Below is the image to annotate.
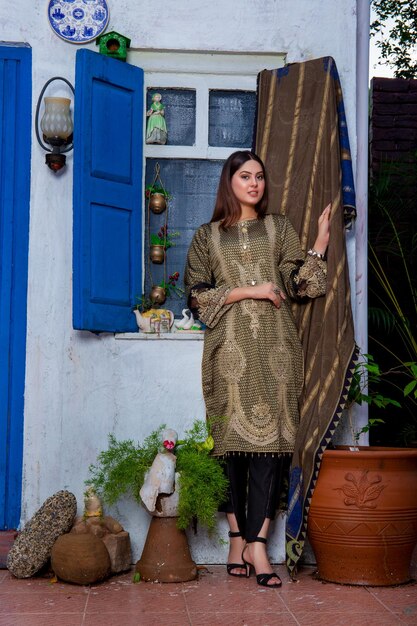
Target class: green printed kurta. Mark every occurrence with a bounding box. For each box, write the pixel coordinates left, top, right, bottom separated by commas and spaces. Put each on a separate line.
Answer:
185, 214, 326, 456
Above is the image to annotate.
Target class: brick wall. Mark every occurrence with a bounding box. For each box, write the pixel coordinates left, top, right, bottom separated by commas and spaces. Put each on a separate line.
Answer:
370, 77, 417, 190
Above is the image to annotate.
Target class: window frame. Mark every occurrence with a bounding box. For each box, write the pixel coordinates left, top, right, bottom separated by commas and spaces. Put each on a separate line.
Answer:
136, 50, 286, 161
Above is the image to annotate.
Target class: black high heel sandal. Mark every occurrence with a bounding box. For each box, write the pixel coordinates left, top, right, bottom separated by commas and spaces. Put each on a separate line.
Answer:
226, 531, 249, 578
242, 537, 282, 588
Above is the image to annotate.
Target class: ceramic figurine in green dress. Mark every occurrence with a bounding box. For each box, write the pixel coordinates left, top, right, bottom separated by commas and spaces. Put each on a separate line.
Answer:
146, 93, 167, 145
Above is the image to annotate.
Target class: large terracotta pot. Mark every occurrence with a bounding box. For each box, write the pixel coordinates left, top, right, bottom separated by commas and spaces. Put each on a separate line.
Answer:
307, 447, 417, 585
135, 517, 197, 583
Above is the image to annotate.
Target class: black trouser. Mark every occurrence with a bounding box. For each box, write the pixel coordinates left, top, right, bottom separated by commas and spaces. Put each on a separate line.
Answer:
219, 454, 286, 542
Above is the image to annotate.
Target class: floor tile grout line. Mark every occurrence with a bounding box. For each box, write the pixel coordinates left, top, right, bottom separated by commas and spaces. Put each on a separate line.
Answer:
80, 585, 91, 626
364, 585, 410, 624
278, 584, 303, 626
181, 582, 193, 626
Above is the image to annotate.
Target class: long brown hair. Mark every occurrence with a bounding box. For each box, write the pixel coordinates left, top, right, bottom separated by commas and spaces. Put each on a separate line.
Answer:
210, 151, 269, 228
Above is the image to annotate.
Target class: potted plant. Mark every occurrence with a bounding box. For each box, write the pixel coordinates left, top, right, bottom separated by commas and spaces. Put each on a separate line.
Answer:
87, 420, 228, 582
150, 271, 184, 306
87, 420, 226, 532
149, 226, 180, 263
145, 184, 171, 214
307, 352, 417, 586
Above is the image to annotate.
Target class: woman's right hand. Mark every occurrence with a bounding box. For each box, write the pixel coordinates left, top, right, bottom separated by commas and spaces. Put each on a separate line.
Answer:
224, 283, 286, 308
251, 282, 286, 309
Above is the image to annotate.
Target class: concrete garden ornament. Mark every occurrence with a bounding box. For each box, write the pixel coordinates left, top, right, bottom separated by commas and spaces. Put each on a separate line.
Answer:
51, 489, 131, 585
87, 420, 228, 582
175, 308, 203, 331
140, 428, 180, 517
135, 429, 196, 582
7, 491, 77, 578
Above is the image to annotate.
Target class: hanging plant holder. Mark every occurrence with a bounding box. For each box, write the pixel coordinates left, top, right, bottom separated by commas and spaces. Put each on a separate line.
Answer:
143, 163, 183, 319
149, 193, 167, 214
150, 244, 165, 264
150, 285, 167, 305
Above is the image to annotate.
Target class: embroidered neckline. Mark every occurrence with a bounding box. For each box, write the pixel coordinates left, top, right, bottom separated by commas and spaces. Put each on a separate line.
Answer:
236, 217, 259, 225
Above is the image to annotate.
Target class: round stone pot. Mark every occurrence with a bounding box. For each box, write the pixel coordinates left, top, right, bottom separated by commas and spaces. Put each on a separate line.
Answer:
135, 517, 197, 583
149, 193, 167, 214
307, 447, 417, 585
51, 533, 111, 585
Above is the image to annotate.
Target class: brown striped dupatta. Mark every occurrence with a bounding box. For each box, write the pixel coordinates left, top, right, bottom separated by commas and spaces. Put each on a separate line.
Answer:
254, 57, 358, 577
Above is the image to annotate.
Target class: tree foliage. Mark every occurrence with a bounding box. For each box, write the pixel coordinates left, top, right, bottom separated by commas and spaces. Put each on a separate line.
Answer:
368, 165, 417, 444
371, 1, 417, 79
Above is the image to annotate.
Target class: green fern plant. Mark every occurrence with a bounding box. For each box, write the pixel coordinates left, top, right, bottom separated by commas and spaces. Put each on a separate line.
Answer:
86, 420, 228, 532
86, 427, 163, 505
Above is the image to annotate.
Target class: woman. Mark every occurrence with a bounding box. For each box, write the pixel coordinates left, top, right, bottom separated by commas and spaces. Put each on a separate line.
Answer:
184, 150, 330, 587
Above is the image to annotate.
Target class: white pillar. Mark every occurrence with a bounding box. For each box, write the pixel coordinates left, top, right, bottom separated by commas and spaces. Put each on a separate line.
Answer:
353, 0, 370, 443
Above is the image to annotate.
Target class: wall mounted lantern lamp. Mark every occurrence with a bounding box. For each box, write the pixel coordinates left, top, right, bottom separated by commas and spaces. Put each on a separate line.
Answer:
35, 77, 75, 173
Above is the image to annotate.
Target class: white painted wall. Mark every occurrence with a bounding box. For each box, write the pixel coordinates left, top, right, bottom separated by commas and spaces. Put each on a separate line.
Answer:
0, 0, 362, 564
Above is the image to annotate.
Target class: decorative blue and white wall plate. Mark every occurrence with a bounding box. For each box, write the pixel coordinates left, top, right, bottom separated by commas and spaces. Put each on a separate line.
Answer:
48, 0, 110, 44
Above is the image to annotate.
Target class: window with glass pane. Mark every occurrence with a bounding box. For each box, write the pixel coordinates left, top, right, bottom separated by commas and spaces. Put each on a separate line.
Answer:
208, 90, 256, 148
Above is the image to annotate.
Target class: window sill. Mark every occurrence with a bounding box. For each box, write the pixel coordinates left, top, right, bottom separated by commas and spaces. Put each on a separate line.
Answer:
115, 329, 204, 341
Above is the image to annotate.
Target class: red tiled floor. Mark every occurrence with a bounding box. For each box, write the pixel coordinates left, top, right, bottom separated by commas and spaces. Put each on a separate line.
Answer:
191, 613, 298, 626
0, 590, 88, 613
0, 565, 415, 626
288, 613, 405, 625
0, 617, 85, 626
368, 584, 417, 616
84, 613, 190, 626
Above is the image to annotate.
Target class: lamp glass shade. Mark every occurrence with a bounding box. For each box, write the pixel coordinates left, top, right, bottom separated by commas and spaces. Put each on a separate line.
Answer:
40, 97, 73, 141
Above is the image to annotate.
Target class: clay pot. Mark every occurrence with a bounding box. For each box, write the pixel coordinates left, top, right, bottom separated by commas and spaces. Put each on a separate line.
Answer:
149, 193, 167, 214
135, 517, 197, 583
51, 533, 111, 585
149, 245, 165, 264
307, 447, 417, 585
150, 285, 167, 305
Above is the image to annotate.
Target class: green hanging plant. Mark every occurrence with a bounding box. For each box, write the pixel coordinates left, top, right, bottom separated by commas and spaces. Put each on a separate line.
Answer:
150, 225, 180, 249
86, 419, 228, 532
145, 184, 171, 199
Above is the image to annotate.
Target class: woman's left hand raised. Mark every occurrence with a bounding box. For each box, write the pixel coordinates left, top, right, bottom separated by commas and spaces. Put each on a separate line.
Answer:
313, 203, 331, 255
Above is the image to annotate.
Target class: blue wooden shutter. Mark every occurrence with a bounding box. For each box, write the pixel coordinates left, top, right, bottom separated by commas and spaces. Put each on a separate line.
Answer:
0, 44, 31, 529
73, 49, 143, 332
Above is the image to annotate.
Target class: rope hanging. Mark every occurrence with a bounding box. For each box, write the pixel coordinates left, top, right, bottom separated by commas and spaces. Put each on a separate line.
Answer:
146, 162, 169, 302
